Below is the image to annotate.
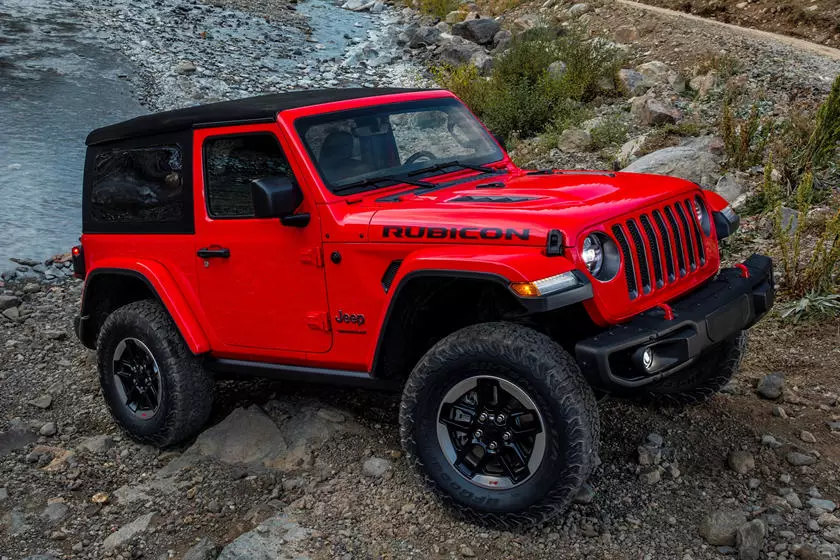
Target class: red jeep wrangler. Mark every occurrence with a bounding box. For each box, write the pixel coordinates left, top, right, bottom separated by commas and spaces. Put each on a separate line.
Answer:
74, 88, 773, 527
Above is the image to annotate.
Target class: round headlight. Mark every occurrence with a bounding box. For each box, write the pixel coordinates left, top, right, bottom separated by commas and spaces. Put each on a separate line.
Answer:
581, 234, 604, 276
693, 196, 711, 235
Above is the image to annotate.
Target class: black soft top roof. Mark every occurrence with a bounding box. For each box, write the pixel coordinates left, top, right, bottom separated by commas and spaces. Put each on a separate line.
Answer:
86, 88, 432, 146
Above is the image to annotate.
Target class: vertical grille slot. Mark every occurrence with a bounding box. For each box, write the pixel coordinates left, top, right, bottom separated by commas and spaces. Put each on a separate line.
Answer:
612, 224, 638, 300
664, 206, 687, 277
684, 199, 706, 265
674, 203, 697, 271
640, 215, 664, 288
626, 219, 651, 294
652, 210, 676, 282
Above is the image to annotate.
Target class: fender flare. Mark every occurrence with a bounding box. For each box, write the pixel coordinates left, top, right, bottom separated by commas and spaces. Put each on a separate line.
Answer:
368, 247, 592, 374
81, 262, 210, 354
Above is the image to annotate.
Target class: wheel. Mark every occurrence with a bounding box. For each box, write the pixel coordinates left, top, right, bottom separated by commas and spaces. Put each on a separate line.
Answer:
96, 299, 214, 447
638, 331, 748, 406
399, 322, 600, 529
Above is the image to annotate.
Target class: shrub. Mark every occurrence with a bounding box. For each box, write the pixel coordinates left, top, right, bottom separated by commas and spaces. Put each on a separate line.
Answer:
805, 73, 840, 171
764, 162, 840, 299
416, 0, 460, 19
589, 113, 628, 151
719, 101, 768, 170
434, 25, 622, 140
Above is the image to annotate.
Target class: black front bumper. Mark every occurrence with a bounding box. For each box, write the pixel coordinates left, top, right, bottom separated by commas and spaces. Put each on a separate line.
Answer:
575, 254, 774, 390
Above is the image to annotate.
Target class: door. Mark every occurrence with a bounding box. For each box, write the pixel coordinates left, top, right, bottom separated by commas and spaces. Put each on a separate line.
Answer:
194, 125, 331, 353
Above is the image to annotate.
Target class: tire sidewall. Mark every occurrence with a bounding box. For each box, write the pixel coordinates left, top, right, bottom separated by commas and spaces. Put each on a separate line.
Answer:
98, 312, 175, 440
406, 347, 586, 514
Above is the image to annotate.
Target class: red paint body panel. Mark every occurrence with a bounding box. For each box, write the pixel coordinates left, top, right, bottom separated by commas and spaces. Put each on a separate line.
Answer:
81, 89, 728, 373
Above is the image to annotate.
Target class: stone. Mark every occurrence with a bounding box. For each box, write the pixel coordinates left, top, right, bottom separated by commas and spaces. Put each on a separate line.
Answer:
785, 492, 803, 509
3, 306, 20, 320
567, 3, 590, 17
637, 443, 662, 466
825, 528, 840, 544
187, 406, 288, 470
807, 498, 837, 512
218, 514, 311, 559
557, 128, 592, 152
614, 25, 639, 43
690, 71, 719, 98
786, 452, 817, 466
183, 537, 220, 560
631, 96, 682, 126
616, 135, 648, 164
748, 478, 761, 489
76, 435, 115, 454
512, 14, 540, 33
451, 18, 501, 45
0, 420, 38, 456
28, 394, 53, 409
800, 430, 817, 444
438, 37, 484, 67
39, 422, 57, 437
617, 69, 650, 96
669, 72, 687, 94
640, 468, 661, 484
637, 61, 672, 84
492, 29, 512, 52
459, 544, 477, 557
0, 295, 20, 311
470, 51, 494, 75
715, 174, 749, 208
699, 509, 748, 546
756, 372, 784, 400
174, 61, 197, 74
2, 510, 29, 536
406, 25, 441, 49
548, 60, 567, 81
342, 0, 375, 10
41, 501, 69, 523
772, 405, 788, 419
827, 420, 840, 432
736, 519, 767, 560
370, 0, 384, 13
728, 451, 755, 475
445, 10, 467, 24
102, 512, 160, 550
362, 457, 391, 477
622, 136, 724, 186
818, 513, 840, 526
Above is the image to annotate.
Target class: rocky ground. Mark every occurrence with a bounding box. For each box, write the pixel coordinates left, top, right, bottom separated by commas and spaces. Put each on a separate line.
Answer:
2, 0, 840, 558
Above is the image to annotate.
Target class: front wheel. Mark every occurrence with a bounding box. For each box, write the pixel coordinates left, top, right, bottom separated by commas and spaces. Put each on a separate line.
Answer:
399, 322, 600, 529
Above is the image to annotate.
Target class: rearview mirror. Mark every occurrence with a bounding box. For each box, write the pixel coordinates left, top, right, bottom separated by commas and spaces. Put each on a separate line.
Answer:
251, 176, 309, 227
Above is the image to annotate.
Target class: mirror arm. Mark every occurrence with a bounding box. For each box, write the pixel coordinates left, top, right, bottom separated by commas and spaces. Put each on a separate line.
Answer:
281, 213, 311, 228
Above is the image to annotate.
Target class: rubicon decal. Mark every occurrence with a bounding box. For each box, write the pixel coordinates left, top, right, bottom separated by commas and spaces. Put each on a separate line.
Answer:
382, 226, 530, 240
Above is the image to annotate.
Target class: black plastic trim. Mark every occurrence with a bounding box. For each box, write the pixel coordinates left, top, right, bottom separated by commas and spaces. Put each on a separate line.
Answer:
204, 358, 400, 391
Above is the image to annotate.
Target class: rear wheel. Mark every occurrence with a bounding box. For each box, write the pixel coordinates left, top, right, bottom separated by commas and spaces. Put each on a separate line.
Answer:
400, 322, 599, 529
96, 300, 214, 446
638, 331, 748, 406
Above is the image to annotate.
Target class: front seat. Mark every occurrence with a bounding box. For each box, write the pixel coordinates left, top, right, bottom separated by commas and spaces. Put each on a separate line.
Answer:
318, 131, 369, 183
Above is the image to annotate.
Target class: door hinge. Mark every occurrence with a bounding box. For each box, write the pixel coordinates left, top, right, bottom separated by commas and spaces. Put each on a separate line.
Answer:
306, 311, 331, 332
300, 247, 324, 267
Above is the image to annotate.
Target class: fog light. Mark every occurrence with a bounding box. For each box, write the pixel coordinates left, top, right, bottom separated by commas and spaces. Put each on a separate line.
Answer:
642, 348, 654, 370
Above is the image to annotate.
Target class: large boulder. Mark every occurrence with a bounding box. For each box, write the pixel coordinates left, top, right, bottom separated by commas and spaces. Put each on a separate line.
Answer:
714, 173, 749, 208
622, 136, 724, 186
438, 36, 485, 67
406, 25, 441, 49
451, 18, 501, 45
617, 69, 651, 96
699, 509, 748, 546
631, 96, 682, 125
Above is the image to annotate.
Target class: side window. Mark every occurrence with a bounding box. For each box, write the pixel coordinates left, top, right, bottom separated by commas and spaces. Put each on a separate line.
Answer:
203, 134, 292, 218
90, 146, 184, 223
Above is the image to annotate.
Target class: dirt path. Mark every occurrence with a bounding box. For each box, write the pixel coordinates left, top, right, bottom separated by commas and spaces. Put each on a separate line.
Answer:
617, 0, 840, 61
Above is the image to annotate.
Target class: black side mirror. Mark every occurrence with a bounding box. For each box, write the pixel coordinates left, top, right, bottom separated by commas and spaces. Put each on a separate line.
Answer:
251, 176, 309, 227
492, 133, 507, 152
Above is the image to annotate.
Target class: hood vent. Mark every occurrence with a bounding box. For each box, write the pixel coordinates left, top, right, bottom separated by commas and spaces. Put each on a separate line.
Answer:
448, 195, 537, 203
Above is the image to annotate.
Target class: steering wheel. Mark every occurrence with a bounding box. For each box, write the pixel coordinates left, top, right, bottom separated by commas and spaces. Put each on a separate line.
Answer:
404, 150, 436, 165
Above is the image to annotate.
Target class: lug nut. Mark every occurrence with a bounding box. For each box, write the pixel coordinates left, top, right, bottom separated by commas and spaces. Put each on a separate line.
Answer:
495, 414, 506, 425
488, 441, 498, 451
478, 412, 488, 423
502, 431, 512, 441
474, 429, 483, 439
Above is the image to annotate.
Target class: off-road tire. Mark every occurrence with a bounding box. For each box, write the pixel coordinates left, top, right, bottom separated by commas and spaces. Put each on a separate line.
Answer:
639, 331, 748, 407
399, 322, 600, 529
96, 299, 214, 447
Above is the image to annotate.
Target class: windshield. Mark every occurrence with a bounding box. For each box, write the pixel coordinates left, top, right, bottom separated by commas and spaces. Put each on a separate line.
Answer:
295, 97, 504, 194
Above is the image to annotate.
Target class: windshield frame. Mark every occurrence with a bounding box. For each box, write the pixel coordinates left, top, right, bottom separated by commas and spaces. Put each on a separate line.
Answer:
294, 98, 504, 196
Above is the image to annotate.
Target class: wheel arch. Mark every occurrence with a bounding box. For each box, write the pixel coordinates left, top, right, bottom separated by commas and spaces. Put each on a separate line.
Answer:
79, 263, 210, 354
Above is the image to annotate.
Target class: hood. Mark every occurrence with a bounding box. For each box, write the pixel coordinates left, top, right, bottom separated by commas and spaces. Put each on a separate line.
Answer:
363, 170, 700, 247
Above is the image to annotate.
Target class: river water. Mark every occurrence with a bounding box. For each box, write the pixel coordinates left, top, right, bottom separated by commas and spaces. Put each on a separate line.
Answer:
0, 0, 417, 270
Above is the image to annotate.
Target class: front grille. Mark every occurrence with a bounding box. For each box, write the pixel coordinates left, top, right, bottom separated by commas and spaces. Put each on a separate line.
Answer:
611, 198, 709, 300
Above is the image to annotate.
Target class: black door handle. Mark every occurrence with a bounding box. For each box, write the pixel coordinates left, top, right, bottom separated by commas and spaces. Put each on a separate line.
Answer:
197, 247, 230, 259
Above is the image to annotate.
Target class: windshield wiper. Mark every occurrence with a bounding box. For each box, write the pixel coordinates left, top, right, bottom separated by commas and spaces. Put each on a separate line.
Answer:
333, 174, 435, 194
407, 160, 501, 178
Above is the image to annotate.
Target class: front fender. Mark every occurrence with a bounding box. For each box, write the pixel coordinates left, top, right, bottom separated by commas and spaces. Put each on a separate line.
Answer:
83, 259, 210, 354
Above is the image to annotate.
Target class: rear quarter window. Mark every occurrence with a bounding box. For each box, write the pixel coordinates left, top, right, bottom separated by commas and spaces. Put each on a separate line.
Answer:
90, 146, 184, 224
